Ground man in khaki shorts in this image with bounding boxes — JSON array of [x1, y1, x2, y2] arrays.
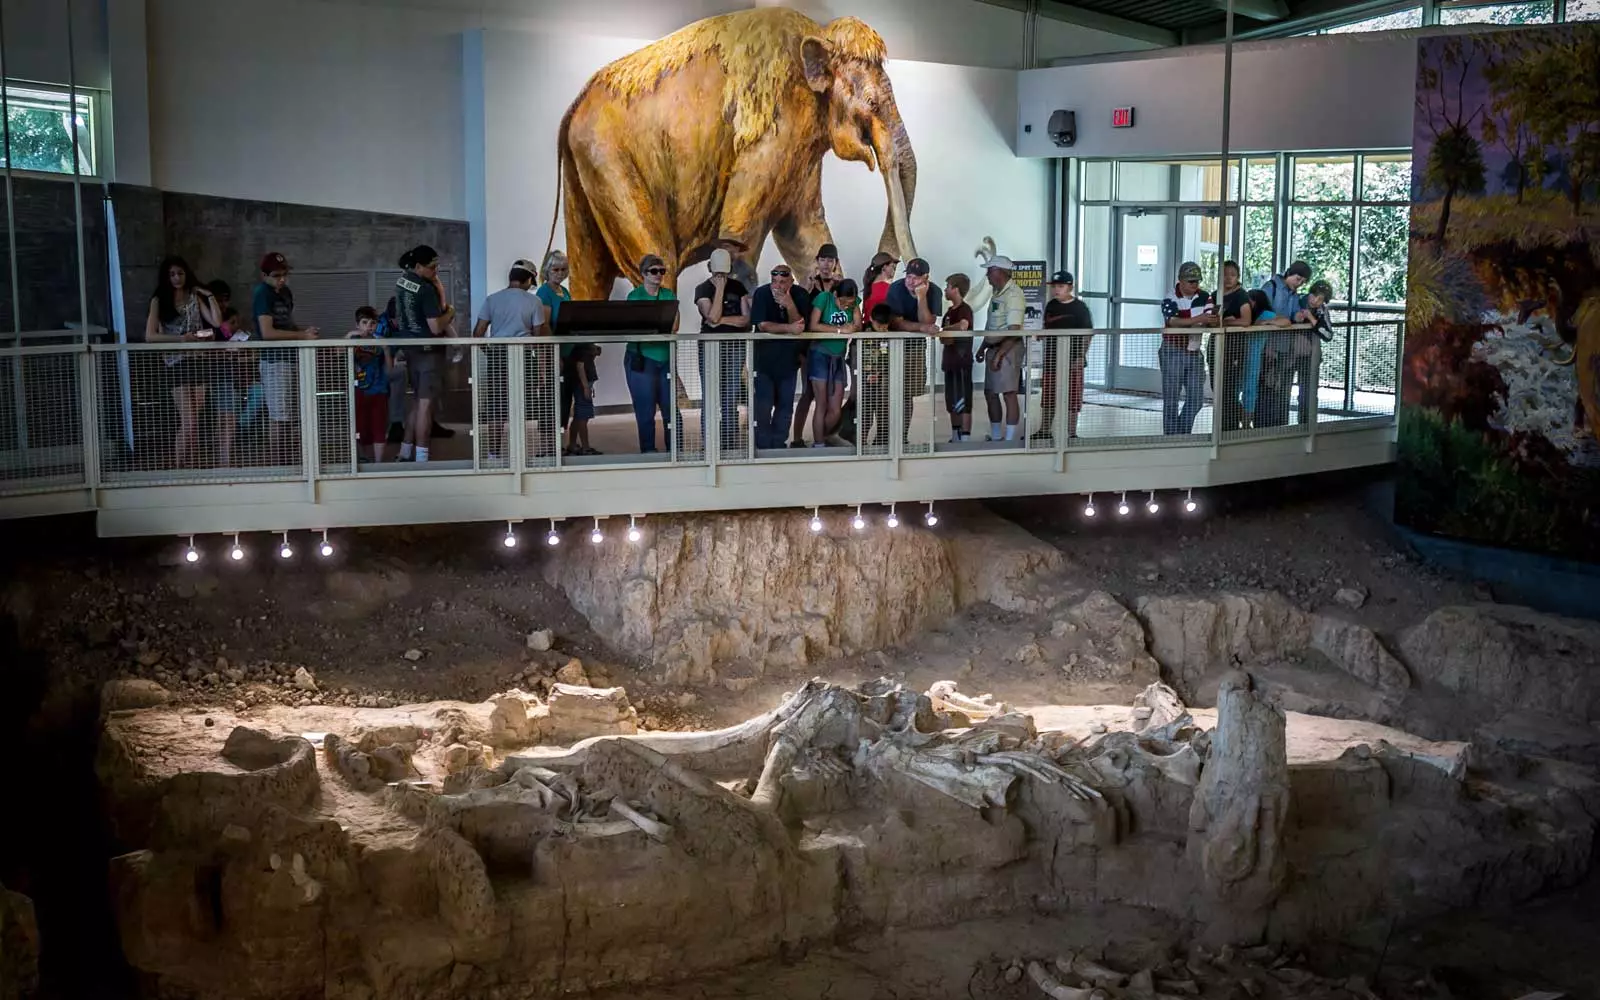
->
[[977, 255, 1027, 442]]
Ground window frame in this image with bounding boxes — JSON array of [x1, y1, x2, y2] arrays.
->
[[0, 81, 101, 180]]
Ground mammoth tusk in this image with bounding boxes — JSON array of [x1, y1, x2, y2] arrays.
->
[[974, 236, 997, 262], [1553, 347, 1577, 366], [610, 798, 673, 841], [1054, 953, 1126, 988], [1028, 961, 1108, 1000]]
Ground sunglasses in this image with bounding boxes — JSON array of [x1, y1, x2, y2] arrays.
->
[[771, 270, 793, 278], [644, 267, 667, 276]]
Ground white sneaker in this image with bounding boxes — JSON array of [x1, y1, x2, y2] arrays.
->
[[824, 434, 850, 447]]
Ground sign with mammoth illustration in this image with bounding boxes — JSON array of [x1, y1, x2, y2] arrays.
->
[[552, 8, 919, 298]]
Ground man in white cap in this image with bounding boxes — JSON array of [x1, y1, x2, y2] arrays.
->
[[472, 258, 549, 460], [694, 248, 752, 451], [977, 254, 1027, 442]]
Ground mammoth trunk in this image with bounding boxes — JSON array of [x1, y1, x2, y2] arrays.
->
[[872, 112, 918, 260]]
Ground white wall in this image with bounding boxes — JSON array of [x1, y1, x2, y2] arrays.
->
[[472, 26, 1051, 405], [1017, 32, 1421, 158]]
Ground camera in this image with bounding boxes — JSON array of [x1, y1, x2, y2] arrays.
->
[[1048, 109, 1076, 148]]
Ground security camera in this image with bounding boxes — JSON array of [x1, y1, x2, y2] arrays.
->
[[1048, 109, 1076, 148]]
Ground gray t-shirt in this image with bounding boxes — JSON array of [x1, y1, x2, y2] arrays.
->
[[477, 287, 546, 338]]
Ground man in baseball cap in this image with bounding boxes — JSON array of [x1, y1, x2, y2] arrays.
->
[[694, 247, 752, 451], [878, 257, 940, 446], [1160, 260, 1217, 436], [978, 254, 1027, 442], [252, 251, 318, 462]]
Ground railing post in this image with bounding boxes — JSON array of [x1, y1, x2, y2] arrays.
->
[[1306, 330, 1319, 454], [1210, 329, 1226, 459], [298, 344, 319, 500], [346, 346, 358, 475], [888, 336, 905, 474], [509, 343, 527, 481], [669, 340, 679, 466], [469, 344, 481, 473], [1392, 320, 1405, 425], [705, 336, 720, 484], [1054, 334, 1069, 470], [78, 347, 99, 490], [747, 337, 756, 461]]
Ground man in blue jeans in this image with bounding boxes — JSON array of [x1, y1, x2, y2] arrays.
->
[[748, 264, 812, 450], [693, 248, 751, 452], [1159, 260, 1217, 436]]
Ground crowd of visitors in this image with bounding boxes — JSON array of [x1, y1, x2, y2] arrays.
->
[[139, 239, 1333, 469]]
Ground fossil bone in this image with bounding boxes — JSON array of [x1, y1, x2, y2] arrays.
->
[[1028, 961, 1109, 1000], [609, 798, 673, 840]]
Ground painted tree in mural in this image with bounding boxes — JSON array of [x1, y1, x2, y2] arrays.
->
[[1480, 37, 1537, 204], [1487, 30, 1600, 216], [1417, 37, 1486, 247]]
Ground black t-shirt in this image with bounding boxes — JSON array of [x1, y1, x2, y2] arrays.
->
[[750, 283, 813, 373], [1221, 287, 1250, 320], [694, 277, 751, 333], [1044, 298, 1093, 329], [394, 269, 444, 353]]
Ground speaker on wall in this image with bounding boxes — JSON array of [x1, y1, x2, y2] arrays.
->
[[1048, 109, 1076, 148]]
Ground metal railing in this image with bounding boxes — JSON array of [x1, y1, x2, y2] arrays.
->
[[0, 322, 1401, 503]]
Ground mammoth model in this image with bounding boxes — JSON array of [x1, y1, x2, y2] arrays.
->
[[549, 8, 919, 296]]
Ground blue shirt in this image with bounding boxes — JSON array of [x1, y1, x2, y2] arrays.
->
[[252, 282, 300, 363], [353, 345, 388, 395], [885, 278, 942, 328], [1259, 276, 1300, 321]]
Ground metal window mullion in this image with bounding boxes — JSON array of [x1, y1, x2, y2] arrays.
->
[[1345, 206, 1363, 412], [0, 6, 20, 336], [298, 346, 319, 498], [66, 0, 89, 343]]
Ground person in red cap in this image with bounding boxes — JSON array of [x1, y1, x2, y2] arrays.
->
[[252, 252, 319, 463]]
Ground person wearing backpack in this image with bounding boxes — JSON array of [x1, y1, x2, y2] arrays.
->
[[1253, 261, 1312, 428]]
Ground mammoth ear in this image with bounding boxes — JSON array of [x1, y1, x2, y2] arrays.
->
[[801, 36, 832, 93]]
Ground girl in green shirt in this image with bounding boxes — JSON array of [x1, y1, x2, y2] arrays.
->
[[806, 277, 859, 448]]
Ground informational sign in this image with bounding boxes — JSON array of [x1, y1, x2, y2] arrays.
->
[[1111, 106, 1136, 129], [1137, 244, 1158, 272], [1011, 260, 1047, 332]]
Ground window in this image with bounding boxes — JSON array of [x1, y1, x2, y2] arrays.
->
[[1324, 7, 1423, 32], [1571, 0, 1600, 19], [1, 85, 96, 176], [1438, 1, 1555, 24]]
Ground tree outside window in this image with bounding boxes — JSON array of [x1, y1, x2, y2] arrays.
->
[[1, 86, 95, 176]]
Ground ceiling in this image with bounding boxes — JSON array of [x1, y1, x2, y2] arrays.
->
[[978, 0, 1412, 45]]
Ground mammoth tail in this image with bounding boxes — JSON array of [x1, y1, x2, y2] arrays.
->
[[544, 105, 577, 267]]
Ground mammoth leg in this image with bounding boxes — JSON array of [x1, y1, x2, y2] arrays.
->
[[562, 160, 621, 300], [770, 163, 833, 277], [567, 131, 677, 291]]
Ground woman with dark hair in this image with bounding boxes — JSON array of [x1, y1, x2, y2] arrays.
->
[[145, 255, 220, 468]]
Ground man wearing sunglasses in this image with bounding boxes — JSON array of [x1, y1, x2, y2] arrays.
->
[[749, 264, 812, 450]]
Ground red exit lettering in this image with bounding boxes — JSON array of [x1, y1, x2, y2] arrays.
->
[[1111, 107, 1135, 129]]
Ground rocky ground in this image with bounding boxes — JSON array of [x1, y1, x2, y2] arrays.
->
[[1, 472, 1597, 1000]]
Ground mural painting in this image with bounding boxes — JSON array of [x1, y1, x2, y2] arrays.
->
[[1399, 26, 1600, 562], [551, 7, 920, 298]]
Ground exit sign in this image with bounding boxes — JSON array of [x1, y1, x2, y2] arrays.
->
[[1111, 107, 1136, 128]]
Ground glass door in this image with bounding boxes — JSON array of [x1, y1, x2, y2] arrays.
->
[[1112, 208, 1173, 392]]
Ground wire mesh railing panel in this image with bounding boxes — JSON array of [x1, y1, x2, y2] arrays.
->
[[473, 344, 510, 470], [854, 337, 892, 456], [1338, 318, 1402, 421], [671, 341, 705, 464], [98, 346, 304, 484], [0, 348, 84, 494], [1024, 335, 1059, 451], [1219, 327, 1316, 443], [526, 343, 562, 469], [902, 336, 933, 456], [934, 334, 976, 448], [703, 339, 749, 461], [1065, 331, 1188, 447], [975, 333, 1028, 445], [317, 346, 354, 475]]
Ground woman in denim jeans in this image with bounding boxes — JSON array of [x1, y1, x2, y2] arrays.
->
[[624, 253, 679, 453]]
